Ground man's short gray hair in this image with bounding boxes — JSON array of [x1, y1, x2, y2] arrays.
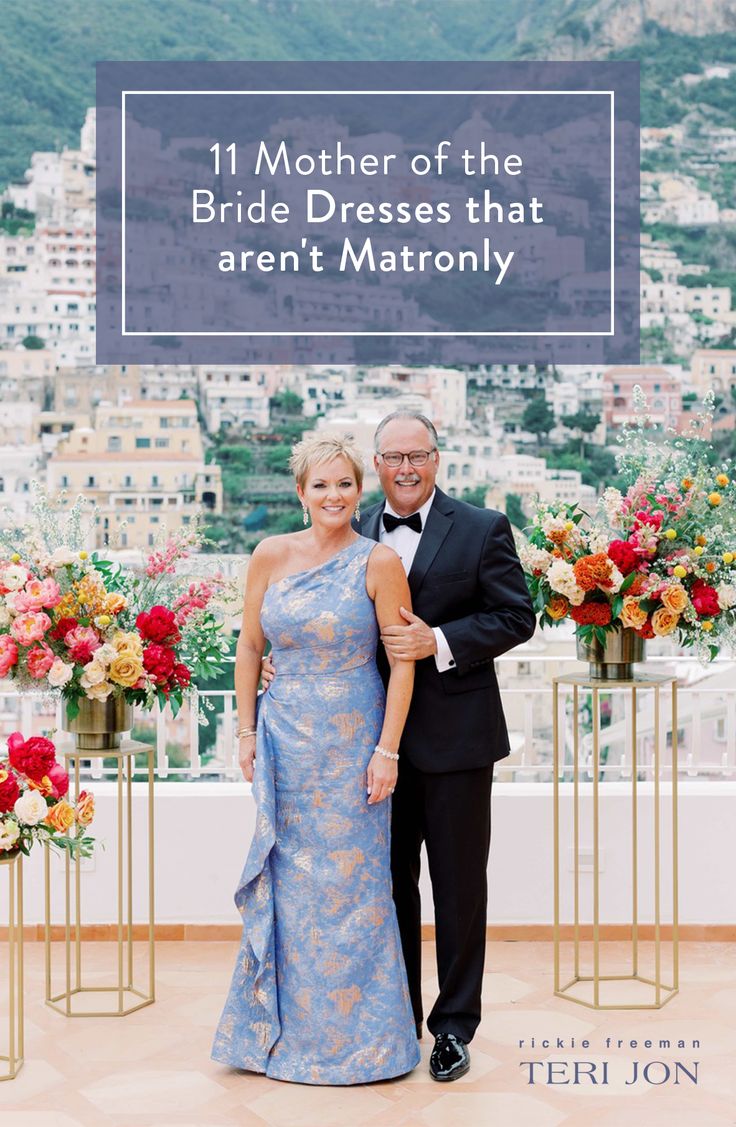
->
[[374, 410, 439, 452]]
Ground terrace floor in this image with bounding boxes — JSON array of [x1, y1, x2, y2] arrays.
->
[[2, 939, 735, 1125]]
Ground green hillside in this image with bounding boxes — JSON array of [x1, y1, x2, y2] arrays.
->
[[2, 0, 736, 191]]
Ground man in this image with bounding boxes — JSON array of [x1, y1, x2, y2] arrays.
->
[[359, 409, 535, 1081]]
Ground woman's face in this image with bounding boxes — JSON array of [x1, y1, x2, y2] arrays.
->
[[297, 455, 362, 529]]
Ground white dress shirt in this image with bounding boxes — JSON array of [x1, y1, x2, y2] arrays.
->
[[379, 490, 457, 673]]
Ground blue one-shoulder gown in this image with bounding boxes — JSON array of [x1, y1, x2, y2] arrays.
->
[[212, 538, 419, 1084]]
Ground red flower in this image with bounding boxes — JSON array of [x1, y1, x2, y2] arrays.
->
[[45, 761, 70, 799], [50, 616, 79, 640], [691, 579, 721, 618], [7, 732, 56, 782], [636, 619, 655, 640], [173, 662, 191, 688], [137, 606, 181, 645], [143, 643, 176, 684], [571, 602, 612, 626], [0, 765, 20, 813], [607, 539, 639, 576]]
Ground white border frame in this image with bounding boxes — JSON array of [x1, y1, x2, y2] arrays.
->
[[120, 89, 616, 338]]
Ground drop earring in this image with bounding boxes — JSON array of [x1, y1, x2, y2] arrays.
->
[[302, 507, 310, 526], [355, 504, 361, 522]]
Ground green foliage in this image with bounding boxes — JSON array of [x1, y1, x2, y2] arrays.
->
[[505, 492, 527, 529], [459, 485, 487, 508], [522, 395, 555, 439], [263, 444, 294, 473], [270, 389, 303, 415], [22, 334, 45, 349]]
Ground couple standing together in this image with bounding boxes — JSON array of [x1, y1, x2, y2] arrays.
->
[[212, 410, 535, 1085]]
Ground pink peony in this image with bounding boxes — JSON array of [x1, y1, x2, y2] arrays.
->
[[65, 626, 102, 665], [12, 577, 62, 613], [26, 642, 55, 679], [0, 635, 19, 676], [10, 611, 51, 646], [691, 579, 721, 619]]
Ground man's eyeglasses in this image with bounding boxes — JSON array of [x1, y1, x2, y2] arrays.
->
[[377, 449, 437, 468]]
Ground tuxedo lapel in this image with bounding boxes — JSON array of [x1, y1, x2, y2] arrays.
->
[[408, 491, 454, 598], [362, 503, 384, 544]]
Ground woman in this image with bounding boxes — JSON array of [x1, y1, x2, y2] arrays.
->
[[211, 432, 420, 1084]]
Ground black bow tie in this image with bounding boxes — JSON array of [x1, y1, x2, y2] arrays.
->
[[383, 511, 423, 534]]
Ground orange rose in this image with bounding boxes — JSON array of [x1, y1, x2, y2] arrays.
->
[[105, 592, 128, 615], [620, 596, 648, 629], [75, 791, 95, 827], [45, 799, 76, 833], [651, 607, 679, 636], [660, 584, 689, 614], [546, 596, 570, 621]]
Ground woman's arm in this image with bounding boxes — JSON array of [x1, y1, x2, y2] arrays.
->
[[236, 542, 270, 782], [366, 545, 415, 805]]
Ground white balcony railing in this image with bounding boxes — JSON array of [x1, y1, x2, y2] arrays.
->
[[2, 654, 735, 783]]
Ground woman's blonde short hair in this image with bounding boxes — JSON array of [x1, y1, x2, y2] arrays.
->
[[289, 431, 365, 489]]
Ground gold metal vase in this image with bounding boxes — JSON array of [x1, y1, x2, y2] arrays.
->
[[576, 626, 645, 681], [62, 695, 133, 751]]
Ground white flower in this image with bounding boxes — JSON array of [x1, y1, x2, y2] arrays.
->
[[519, 543, 552, 574], [587, 527, 612, 555], [14, 789, 48, 826], [86, 680, 113, 702], [47, 547, 77, 569], [94, 643, 117, 665], [600, 487, 624, 529], [47, 657, 74, 688], [541, 514, 569, 539], [0, 604, 10, 628], [80, 660, 107, 688], [547, 559, 585, 605], [0, 818, 20, 850], [716, 583, 736, 611], [0, 564, 27, 591], [607, 564, 625, 594]]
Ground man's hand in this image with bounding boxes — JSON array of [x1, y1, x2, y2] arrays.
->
[[381, 607, 438, 661], [260, 654, 275, 689]]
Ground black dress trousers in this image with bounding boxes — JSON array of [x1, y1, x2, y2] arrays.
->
[[390, 759, 493, 1043]]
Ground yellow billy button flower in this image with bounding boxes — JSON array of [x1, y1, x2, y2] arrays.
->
[[693, 546, 704, 557], [715, 474, 729, 488], [673, 565, 688, 579], [701, 620, 714, 632], [708, 492, 722, 507], [564, 520, 574, 531], [11, 553, 20, 563], [724, 552, 735, 565], [96, 615, 111, 626], [78, 550, 88, 560], [664, 528, 677, 540]]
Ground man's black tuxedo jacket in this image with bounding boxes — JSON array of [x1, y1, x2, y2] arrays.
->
[[359, 488, 536, 773]]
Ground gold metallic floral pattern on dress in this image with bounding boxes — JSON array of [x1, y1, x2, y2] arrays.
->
[[211, 539, 419, 1084]]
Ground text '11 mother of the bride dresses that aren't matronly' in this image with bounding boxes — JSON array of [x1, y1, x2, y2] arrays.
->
[[212, 537, 420, 1084]]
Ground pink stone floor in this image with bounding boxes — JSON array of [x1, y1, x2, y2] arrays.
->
[[1, 940, 734, 1126]]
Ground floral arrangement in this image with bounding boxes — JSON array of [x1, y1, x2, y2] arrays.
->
[[0, 731, 95, 858], [0, 489, 231, 719], [520, 391, 736, 660]]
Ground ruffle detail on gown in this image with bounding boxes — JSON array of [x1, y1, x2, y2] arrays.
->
[[211, 698, 280, 1070]]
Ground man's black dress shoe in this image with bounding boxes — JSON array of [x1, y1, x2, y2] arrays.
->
[[429, 1033, 470, 1081], [416, 1021, 423, 1040]]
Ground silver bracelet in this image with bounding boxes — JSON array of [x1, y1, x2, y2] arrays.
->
[[375, 744, 399, 761]]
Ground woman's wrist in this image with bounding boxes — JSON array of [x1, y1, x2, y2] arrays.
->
[[237, 724, 257, 738], [375, 744, 399, 761]]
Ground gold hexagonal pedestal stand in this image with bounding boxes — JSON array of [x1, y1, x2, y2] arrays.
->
[[553, 672, 679, 1010], [1, 851, 23, 1080], [45, 739, 155, 1017]]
